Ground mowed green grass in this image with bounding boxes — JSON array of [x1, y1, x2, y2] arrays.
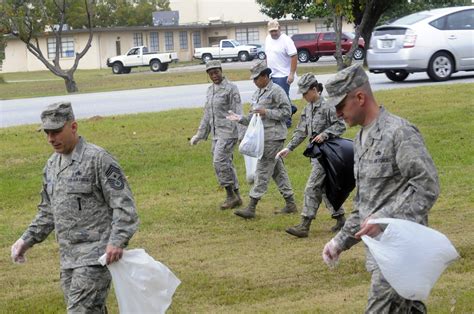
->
[[0, 65, 337, 100], [0, 84, 473, 313]]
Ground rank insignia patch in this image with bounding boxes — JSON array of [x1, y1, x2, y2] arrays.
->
[[106, 164, 125, 190]]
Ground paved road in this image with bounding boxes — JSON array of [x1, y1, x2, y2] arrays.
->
[[1, 68, 473, 128]]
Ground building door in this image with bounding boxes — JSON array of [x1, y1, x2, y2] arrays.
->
[[116, 41, 121, 56]]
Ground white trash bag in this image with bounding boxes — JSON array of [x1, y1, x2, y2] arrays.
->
[[239, 113, 264, 159], [98, 249, 181, 314], [361, 218, 459, 301], [243, 155, 258, 184]]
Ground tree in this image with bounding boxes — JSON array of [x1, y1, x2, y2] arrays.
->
[[0, 28, 6, 84], [346, 0, 399, 68], [0, 0, 94, 93], [92, 0, 170, 28]]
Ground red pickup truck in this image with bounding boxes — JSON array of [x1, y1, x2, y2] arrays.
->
[[291, 32, 365, 63]]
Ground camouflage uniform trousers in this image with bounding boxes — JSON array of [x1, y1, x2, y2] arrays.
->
[[366, 266, 427, 314], [249, 140, 294, 200], [60, 265, 111, 314], [211, 138, 240, 189], [301, 158, 344, 219]]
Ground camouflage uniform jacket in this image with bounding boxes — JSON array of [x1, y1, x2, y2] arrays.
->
[[286, 97, 346, 151], [240, 80, 291, 141], [21, 137, 139, 269], [334, 107, 439, 251], [196, 77, 244, 140]]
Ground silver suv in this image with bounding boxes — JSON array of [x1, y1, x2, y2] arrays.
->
[[367, 6, 474, 82]]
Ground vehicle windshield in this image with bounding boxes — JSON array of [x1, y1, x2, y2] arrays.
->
[[343, 32, 355, 39], [391, 12, 431, 25], [230, 40, 241, 46]]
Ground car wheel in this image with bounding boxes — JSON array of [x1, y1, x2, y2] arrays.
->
[[238, 51, 250, 62], [112, 62, 123, 74], [258, 52, 266, 60], [159, 62, 169, 72], [385, 70, 409, 82], [122, 67, 131, 74], [427, 52, 453, 81], [309, 56, 320, 62], [353, 47, 365, 60], [202, 54, 212, 63], [150, 60, 162, 72], [298, 50, 309, 63]]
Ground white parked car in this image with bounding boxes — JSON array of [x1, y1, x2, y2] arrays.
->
[[248, 43, 266, 60], [367, 6, 474, 81], [107, 46, 178, 74]]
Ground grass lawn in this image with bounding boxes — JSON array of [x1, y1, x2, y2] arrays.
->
[[0, 84, 473, 313], [0, 65, 337, 100]]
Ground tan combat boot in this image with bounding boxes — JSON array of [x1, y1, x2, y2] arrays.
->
[[286, 216, 312, 238], [275, 195, 298, 214], [234, 197, 258, 219], [331, 215, 346, 232], [221, 186, 243, 210]]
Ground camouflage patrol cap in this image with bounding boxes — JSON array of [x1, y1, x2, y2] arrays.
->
[[297, 73, 318, 94], [206, 60, 222, 72], [40, 101, 75, 130], [250, 60, 271, 79], [325, 63, 369, 107]]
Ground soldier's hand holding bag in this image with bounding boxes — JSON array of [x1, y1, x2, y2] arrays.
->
[[239, 113, 264, 159]]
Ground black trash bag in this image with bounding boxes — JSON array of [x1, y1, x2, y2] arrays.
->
[[303, 138, 355, 210]]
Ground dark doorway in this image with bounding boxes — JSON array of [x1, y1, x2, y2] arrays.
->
[[116, 41, 121, 55]]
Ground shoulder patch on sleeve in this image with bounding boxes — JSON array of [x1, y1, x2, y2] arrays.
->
[[105, 164, 125, 190]]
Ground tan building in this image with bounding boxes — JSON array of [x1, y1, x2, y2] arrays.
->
[[170, 0, 271, 24], [2, 1, 354, 73]]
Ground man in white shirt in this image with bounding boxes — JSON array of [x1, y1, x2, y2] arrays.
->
[[265, 19, 298, 127]]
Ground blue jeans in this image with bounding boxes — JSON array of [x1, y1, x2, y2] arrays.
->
[[272, 76, 290, 97], [271, 77, 297, 127]]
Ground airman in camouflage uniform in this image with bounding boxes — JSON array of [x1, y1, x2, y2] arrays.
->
[[321, 64, 439, 313], [277, 73, 346, 238], [227, 61, 296, 219], [190, 60, 244, 209], [11, 102, 139, 313]]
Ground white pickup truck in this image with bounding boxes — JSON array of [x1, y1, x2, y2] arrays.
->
[[193, 39, 258, 63], [106, 46, 178, 74]]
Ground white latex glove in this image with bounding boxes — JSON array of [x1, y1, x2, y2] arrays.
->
[[226, 110, 242, 122], [189, 135, 200, 146], [322, 238, 341, 268], [276, 148, 291, 159], [11, 238, 28, 264]]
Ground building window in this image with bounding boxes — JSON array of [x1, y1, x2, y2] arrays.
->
[[315, 20, 331, 32], [150, 32, 159, 52], [192, 32, 202, 48], [179, 31, 188, 49], [282, 24, 299, 36], [47, 37, 75, 59], [165, 31, 174, 51], [133, 33, 143, 46], [235, 27, 259, 44]]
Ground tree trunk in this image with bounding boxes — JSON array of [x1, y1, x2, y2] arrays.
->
[[64, 74, 78, 93], [333, 14, 345, 71], [361, 28, 373, 67]]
